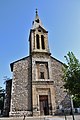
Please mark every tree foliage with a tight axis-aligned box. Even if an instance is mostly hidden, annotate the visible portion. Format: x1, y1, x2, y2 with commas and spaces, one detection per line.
62, 51, 80, 107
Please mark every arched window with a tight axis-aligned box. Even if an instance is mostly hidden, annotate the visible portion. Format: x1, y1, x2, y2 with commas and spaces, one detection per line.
36, 34, 40, 49
41, 35, 45, 49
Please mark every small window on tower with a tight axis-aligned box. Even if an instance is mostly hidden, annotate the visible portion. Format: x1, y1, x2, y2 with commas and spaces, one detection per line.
38, 29, 41, 32
36, 34, 40, 49
40, 72, 44, 79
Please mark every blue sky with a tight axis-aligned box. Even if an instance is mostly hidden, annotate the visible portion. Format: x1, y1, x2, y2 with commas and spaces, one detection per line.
0, 0, 80, 88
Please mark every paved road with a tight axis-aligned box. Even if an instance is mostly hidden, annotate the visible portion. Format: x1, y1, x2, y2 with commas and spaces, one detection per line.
0, 115, 80, 120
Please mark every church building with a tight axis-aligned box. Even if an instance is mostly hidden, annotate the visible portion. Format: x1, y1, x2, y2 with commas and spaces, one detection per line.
4, 10, 71, 117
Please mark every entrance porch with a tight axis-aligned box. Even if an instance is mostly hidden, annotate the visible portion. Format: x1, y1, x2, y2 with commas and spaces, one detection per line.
32, 86, 56, 116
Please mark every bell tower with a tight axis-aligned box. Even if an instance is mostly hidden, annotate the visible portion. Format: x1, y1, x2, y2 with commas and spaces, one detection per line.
30, 10, 55, 116
29, 9, 50, 55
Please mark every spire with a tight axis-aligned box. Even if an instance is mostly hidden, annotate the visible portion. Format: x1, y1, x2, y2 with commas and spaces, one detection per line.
32, 9, 45, 30
35, 9, 39, 22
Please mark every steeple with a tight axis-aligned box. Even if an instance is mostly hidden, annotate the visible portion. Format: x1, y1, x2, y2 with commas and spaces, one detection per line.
29, 9, 50, 55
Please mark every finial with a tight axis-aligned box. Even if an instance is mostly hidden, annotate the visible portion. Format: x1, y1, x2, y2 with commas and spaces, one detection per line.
36, 8, 38, 16
34, 8, 40, 23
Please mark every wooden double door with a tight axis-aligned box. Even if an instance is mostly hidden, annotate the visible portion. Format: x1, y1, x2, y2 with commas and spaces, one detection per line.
39, 95, 49, 115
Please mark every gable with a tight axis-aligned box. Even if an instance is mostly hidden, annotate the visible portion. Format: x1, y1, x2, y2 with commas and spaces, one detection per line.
10, 56, 30, 71
51, 56, 64, 65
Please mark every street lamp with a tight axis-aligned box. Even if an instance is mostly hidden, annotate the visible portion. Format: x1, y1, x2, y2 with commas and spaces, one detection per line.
70, 95, 75, 120
62, 109, 67, 120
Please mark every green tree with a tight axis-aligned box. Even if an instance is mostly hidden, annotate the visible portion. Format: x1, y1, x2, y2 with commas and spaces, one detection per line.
62, 51, 80, 107
0, 86, 5, 114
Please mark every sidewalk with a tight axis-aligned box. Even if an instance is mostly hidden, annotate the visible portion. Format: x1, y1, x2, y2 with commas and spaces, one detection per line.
0, 115, 80, 120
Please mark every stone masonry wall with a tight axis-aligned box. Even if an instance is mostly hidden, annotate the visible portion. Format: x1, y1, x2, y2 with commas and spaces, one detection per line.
10, 56, 32, 116
51, 57, 71, 114
3, 79, 12, 116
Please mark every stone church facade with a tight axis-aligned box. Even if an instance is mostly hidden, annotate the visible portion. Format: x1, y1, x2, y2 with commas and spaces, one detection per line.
4, 10, 71, 117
